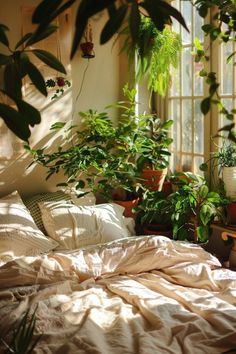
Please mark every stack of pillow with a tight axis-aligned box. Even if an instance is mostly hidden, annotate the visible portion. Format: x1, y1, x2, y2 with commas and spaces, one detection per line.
0, 190, 135, 266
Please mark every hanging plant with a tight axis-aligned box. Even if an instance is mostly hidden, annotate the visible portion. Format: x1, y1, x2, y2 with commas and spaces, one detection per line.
45, 77, 71, 99
121, 16, 182, 96
80, 22, 95, 59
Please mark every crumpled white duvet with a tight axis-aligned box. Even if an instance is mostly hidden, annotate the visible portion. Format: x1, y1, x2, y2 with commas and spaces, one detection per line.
0, 235, 235, 354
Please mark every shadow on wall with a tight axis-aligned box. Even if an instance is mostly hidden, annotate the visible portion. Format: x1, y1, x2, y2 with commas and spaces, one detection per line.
0, 91, 73, 199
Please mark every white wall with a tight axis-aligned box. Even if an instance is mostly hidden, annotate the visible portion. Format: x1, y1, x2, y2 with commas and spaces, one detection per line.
0, 0, 128, 197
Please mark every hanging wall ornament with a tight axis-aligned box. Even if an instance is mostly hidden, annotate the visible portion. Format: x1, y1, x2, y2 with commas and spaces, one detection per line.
80, 22, 95, 59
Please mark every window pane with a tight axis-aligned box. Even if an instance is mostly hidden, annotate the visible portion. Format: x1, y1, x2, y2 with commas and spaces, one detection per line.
194, 156, 204, 175
182, 99, 192, 152
194, 99, 204, 154
170, 65, 180, 97
194, 7, 204, 42
220, 98, 233, 137
182, 47, 192, 96
182, 155, 192, 171
181, 2, 192, 45
194, 61, 204, 95
170, 99, 180, 151
221, 42, 233, 95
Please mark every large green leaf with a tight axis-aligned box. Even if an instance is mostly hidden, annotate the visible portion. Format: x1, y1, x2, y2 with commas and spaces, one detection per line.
129, 1, 141, 44
4, 62, 22, 99
32, 0, 63, 23
0, 104, 30, 141
16, 100, 41, 126
26, 25, 58, 46
201, 97, 211, 114
0, 24, 9, 47
100, 5, 128, 44
22, 57, 47, 96
0, 54, 11, 66
32, 49, 66, 74
15, 33, 33, 50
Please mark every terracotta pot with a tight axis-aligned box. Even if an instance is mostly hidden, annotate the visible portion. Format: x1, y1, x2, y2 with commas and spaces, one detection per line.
162, 181, 172, 196
142, 168, 167, 191
227, 202, 236, 225
80, 41, 95, 58
113, 198, 140, 218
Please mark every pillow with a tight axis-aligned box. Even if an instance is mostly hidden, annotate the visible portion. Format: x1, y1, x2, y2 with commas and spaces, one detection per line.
0, 191, 58, 266
23, 190, 96, 235
38, 201, 132, 250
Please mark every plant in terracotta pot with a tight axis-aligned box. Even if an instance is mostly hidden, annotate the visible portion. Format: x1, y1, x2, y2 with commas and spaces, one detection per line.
136, 117, 173, 192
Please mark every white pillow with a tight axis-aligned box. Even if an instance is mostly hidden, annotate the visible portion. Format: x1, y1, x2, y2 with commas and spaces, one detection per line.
38, 201, 132, 250
0, 191, 58, 266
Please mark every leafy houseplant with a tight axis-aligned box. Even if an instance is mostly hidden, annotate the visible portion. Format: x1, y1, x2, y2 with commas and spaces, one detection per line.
27, 85, 173, 204
200, 141, 236, 199
136, 172, 226, 243
122, 16, 182, 96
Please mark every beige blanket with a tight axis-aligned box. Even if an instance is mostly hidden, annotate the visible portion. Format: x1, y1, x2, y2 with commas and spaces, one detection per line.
0, 235, 235, 354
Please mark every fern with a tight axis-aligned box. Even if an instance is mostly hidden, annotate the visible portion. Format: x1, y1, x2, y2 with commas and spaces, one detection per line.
121, 16, 182, 97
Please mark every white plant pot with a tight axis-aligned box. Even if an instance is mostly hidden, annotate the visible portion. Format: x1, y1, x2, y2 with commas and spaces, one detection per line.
222, 166, 236, 198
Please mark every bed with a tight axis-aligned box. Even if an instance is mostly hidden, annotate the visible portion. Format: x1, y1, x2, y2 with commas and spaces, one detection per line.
0, 191, 236, 354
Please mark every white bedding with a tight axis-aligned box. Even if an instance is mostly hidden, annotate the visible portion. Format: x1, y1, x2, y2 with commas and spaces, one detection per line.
0, 235, 235, 354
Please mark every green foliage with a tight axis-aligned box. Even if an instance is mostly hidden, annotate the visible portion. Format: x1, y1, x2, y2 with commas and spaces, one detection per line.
193, 0, 236, 141
0, 24, 66, 142
122, 16, 182, 96
200, 141, 236, 174
136, 172, 227, 243
27, 85, 173, 200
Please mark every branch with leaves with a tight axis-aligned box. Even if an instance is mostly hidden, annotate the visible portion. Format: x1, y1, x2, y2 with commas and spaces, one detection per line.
0, 0, 188, 141
193, 0, 236, 142
0, 24, 66, 141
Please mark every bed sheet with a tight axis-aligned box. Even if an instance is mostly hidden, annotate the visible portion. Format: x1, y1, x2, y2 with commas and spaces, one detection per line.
0, 235, 235, 354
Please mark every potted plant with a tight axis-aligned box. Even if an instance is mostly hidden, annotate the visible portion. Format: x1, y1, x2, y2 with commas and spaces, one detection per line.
27, 85, 173, 217
200, 141, 236, 224
168, 172, 227, 243
135, 190, 173, 237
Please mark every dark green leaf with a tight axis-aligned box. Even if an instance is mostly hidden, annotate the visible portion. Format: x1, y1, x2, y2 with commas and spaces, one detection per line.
199, 162, 208, 171
4, 62, 22, 99
26, 25, 58, 46
100, 5, 128, 44
32, 49, 66, 74
15, 33, 33, 49
22, 58, 47, 96
0, 103, 30, 141
76, 180, 86, 189
0, 24, 9, 47
158, 0, 189, 32
0, 53, 11, 66
198, 4, 209, 18
129, 1, 141, 44
32, 0, 63, 23
218, 123, 235, 132
140, 1, 165, 31
16, 100, 41, 126
201, 97, 211, 114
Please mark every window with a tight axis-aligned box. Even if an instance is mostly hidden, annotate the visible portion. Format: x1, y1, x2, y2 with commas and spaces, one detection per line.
168, 0, 207, 174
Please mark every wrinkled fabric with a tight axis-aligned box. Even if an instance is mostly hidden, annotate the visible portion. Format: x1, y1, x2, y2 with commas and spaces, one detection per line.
0, 235, 235, 354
